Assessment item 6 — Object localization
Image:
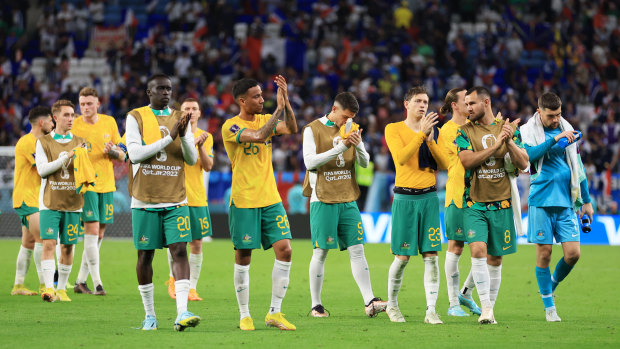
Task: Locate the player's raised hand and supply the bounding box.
[195,132,209,146]
[554,130,579,143]
[421,112,439,136]
[275,75,287,109]
[343,129,363,148]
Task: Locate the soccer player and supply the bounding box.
[165,98,214,302]
[222,76,297,331]
[36,99,87,302]
[11,106,54,296]
[384,86,448,324]
[125,74,200,331]
[303,92,387,318]
[72,87,125,295]
[456,87,529,324]
[438,88,481,317]
[521,92,593,322]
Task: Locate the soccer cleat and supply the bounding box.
[364,297,388,317]
[545,308,562,322]
[11,284,38,296]
[56,289,72,302]
[386,306,406,323]
[139,315,158,331]
[478,307,497,325]
[188,289,202,301]
[265,312,296,330]
[93,285,106,295]
[41,288,57,302]
[39,284,46,295]
[310,304,329,317]
[74,282,93,294]
[447,305,470,317]
[459,293,482,315]
[174,311,200,331]
[424,310,443,324]
[240,317,255,331]
[165,276,176,299]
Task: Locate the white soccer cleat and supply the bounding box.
[424,310,443,324]
[386,306,405,323]
[545,308,562,322]
[478,307,497,325]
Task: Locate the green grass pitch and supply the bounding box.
[0,239,618,348]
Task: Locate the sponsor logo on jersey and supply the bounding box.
[230,124,240,134]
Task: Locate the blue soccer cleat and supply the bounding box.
[459,294,482,315]
[174,311,201,331]
[447,305,470,317]
[138,315,158,331]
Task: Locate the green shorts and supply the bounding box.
[445,203,466,242]
[15,203,38,229]
[39,210,81,245]
[229,200,292,250]
[463,208,516,256]
[310,201,363,251]
[189,206,212,239]
[132,205,192,250]
[81,191,114,224]
[390,192,442,256]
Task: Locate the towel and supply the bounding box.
[503,152,523,236]
[419,126,439,170]
[521,112,586,210]
[73,147,96,194]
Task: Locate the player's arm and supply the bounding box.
[303,126,348,170]
[505,128,529,170]
[274,74,298,135]
[428,133,449,170]
[352,131,370,168]
[457,129,503,170]
[180,124,197,166]
[196,133,213,171]
[237,108,284,143]
[125,114,173,163]
[35,140,70,178]
[385,125,425,166]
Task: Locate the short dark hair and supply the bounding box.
[465,86,491,100]
[334,92,359,114]
[538,92,562,110]
[51,99,75,115]
[147,73,170,86]
[404,86,428,102]
[28,106,51,124]
[440,87,466,115]
[232,78,260,100]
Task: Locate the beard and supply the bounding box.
[469,109,484,122]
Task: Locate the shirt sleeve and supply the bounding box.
[525,138,556,162]
[223,121,244,144]
[354,140,370,168]
[204,132,214,157]
[302,126,349,170]
[126,114,173,163]
[180,126,197,165]
[456,129,472,154]
[385,124,425,166]
[35,140,68,178]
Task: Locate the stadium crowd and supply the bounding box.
[0,0,618,210]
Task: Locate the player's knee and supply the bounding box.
[565,252,580,265]
[277,245,292,260]
[348,244,364,260]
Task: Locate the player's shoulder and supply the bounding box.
[222,116,242,134]
[15,133,35,149]
[98,113,117,123]
[385,121,404,133]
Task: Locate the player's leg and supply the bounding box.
[464,208,493,323]
[165,206,200,331]
[55,212,79,302]
[528,206,559,321]
[262,203,295,330]
[133,208,163,330]
[387,194,419,323]
[28,212,46,293]
[187,205,210,301]
[12,224,37,295]
[229,201,261,330]
[39,210,61,301]
[92,192,113,295]
[165,247,176,298]
[444,203,471,316]
[307,201,336,316]
[552,207,581,292]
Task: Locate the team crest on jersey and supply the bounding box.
[139,235,149,243]
[46,228,53,234]
[456,227,463,236]
[86,210,94,217]
[230,124,241,134]
[467,230,476,238]
[326,236,335,244]
[401,242,410,249]
[536,230,545,240]
[243,234,252,243]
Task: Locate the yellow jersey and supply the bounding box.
[222,114,281,208]
[185,128,213,207]
[438,120,467,208]
[385,121,446,189]
[72,114,123,193]
[13,133,40,208]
